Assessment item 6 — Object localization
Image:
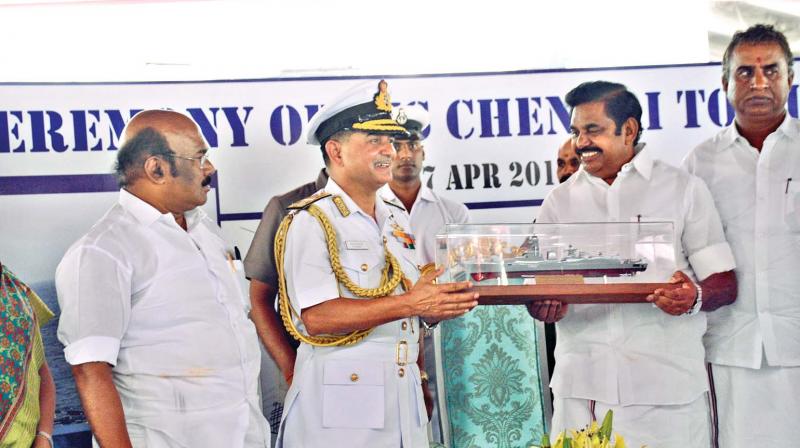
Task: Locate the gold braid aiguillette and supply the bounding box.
[276,202,408,347]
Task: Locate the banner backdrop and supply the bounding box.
[2,62,799,436]
[3,63,800,283]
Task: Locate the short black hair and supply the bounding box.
[723,24,794,80]
[319,130,352,166]
[565,81,643,146]
[115,127,178,187]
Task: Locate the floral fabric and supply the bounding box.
[0,265,35,441]
[441,305,548,448]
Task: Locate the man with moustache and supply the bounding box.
[56,110,269,448]
[529,81,737,447]
[276,81,478,448]
[556,138,580,183]
[683,24,800,448]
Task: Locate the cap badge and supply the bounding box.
[374,79,392,112]
[394,108,408,125]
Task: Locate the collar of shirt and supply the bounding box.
[118,188,207,230]
[720,112,799,150]
[378,184,436,214]
[324,178,393,227]
[574,143,652,185]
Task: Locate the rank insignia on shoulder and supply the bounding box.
[332,195,350,217]
[287,191,331,210]
[390,222,416,249]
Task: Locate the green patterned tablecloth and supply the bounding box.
[440,305,548,448]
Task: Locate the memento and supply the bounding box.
[435,221,679,304]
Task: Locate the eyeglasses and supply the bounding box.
[393,141,423,153]
[165,152,211,169]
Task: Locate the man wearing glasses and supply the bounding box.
[56,110,269,448]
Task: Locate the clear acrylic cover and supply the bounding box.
[435,222,676,287]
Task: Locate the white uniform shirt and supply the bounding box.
[279,178,428,448]
[683,116,800,369]
[380,184,469,265]
[56,189,267,448]
[537,145,735,405]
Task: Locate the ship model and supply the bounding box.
[460,235,648,282]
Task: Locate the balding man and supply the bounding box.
[556,138,580,183]
[56,110,269,448]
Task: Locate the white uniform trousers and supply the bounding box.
[278,340,429,448]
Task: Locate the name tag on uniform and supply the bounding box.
[345,240,369,250]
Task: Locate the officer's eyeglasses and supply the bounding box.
[393,141,423,153]
[166,152,211,169]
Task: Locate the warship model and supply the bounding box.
[460,235,648,282]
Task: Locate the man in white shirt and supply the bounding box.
[682,24,800,448]
[529,81,737,447]
[276,80,479,448]
[56,110,269,448]
[381,104,469,265]
[379,105,469,444]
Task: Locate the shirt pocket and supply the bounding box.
[228,259,251,313]
[322,360,385,429]
[784,181,800,234]
[339,248,385,292]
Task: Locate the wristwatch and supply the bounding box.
[685,282,703,315]
[420,370,430,383]
[420,319,439,332]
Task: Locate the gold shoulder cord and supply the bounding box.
[275,203,407,347]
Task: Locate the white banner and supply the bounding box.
[3,63,799,283]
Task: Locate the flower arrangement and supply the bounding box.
[532,410,642,448]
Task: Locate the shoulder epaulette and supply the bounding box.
[383,199,405,211]
[287,191,331,210]
[332,195,350,217]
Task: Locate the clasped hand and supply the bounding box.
[406,267,479,324]
[646,270,697,316]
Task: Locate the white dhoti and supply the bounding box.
[551,395,711,448]
[710,362,800,448]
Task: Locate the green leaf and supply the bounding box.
[600,410,614,440]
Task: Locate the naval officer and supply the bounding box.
[276,80,479,448]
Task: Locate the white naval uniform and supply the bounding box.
[379,184,469,265]
[56,189,269,448]
[538,144,736,448]
[683,115,800,448]
[277,179,428,448]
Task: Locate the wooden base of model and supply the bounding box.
[468,275,678,305]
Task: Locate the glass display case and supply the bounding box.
[435,222,679,304]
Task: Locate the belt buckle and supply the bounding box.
[396,340,408,366]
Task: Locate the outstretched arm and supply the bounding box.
[647,270,737,315]
[301,269,478,336]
